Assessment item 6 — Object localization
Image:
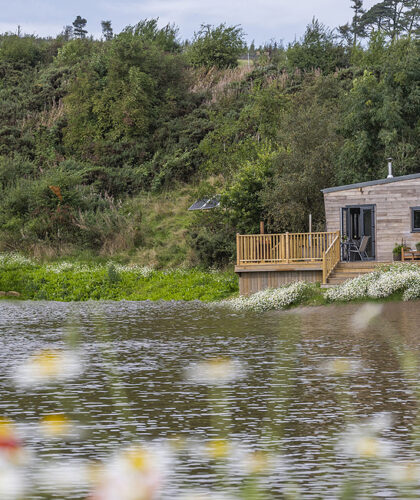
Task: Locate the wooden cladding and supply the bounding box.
[236,232,339,266]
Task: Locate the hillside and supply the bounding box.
[0,14,419,268]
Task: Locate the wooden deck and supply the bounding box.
[235,231,341,292]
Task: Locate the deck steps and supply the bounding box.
[326,261,389,285]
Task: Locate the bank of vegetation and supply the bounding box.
[0,1,418,270]
[0,254,238,301]
[2,255,420,306]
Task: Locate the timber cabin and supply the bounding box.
[235,172,420,295]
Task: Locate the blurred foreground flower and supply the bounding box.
[39,414,81,441]
[13,349,83,387]
[388,461,420,484]
[319,357,362,376]
[91,443,171,500]
[340,417,393,460]
[36,460,91,495]
[0,419,23,463]
[0,418,27,500]
[177,490,239,500]
[352,303,383,330]
[185,358,245,385]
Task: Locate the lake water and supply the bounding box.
[1,299,420,499]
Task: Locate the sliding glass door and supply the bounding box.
[340,205,376,259]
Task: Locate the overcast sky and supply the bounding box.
[0,0,379,44]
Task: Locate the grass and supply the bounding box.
[127,186,195,268]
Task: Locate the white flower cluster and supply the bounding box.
[225,281,311,312]
[43,262,155,277]
[114,264,154,277]
[0,253,34,268]
[326,263,420,302]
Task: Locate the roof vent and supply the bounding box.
[387,158,393,179]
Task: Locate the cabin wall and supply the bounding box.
[238,270,322,295]
[324,178,420,261]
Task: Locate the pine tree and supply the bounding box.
[61,25,73,41]
[351,0,366,45]
[72,16,88,39]
[101,20,113,41]
[401,0,420,37]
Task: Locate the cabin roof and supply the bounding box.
[321,172,420,194]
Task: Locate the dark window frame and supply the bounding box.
[411,207,420,232]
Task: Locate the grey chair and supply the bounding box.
[348,236,370,261]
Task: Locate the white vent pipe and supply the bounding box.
[387,158,393,178]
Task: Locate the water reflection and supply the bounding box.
[0,299,419,497]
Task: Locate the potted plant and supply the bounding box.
[393,242,409,261]
[416,242,420,252]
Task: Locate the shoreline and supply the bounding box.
[1,256,419,310]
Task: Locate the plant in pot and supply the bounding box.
[393,242,409,261]
[416,242,420,252]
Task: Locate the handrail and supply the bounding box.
[236,231,339,265]
[322,232,341,284]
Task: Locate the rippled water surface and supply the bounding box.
[1,299,420,498]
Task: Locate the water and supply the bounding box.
[0,299,420,498]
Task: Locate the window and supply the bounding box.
[411,207,420,232]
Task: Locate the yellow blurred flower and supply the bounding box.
[206,439,230,460]
[91,443,171,500]
[341,423,393,460]
[13,349,83,387]
[388,461,420,484]
[245,450,269,474]
[38,414,81,441]
[320,357,362,376]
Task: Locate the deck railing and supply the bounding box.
[236,231,340,265]
[322,233,341,284]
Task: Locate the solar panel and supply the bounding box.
[188,196,221,211]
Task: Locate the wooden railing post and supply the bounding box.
[236,233,240,265]
[285,232,289,263]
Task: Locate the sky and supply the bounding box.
[0,0,379,45]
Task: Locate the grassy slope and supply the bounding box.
[126,185,198,268]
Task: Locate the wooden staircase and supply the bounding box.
[326,261,385,286]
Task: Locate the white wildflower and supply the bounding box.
[185,358,245,385]
[91,443,171,500]
[224,281,311,312]
[13,349,83,387]
[352,303,383,330]
[36,461,91,494]
[319,357,363,376]
[326,264,420,303]
[339,415,394,460]
[177,490,239,500]
[388,461,420,484]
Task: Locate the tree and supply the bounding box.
[360,0,419,40]
[286,18,349,73]
[101,20,113,41]
[72,16,88,39]
[61,25,73,41]
[261,76,343,233]
[187,23,245,69]
[351,0,366,44]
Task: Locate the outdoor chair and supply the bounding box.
[348,236,370,261]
